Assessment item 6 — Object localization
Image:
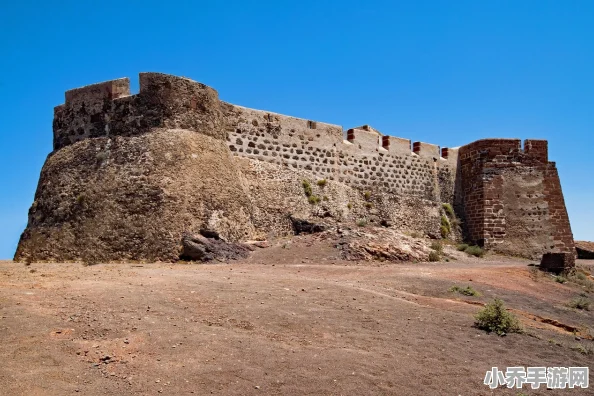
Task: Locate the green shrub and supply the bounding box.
[322,195,329,201]
[465,245,485,257]
[302,180,313,197]
[449,285,481,297]
[440,215,451,238]
[356,219,367,227]
[316,179,327,187]
[428,251,440,262]
[570,344,593,355]
[442,203,455,218]
[456,243,469,251]
[430,241,443,253]
[554,275,567,284]
[347,202,353,209]
[575,272,587,281]
[568,297,590,311]
[474,298,522,336]
[308,195,321,205]
[363,191,372,201]
[567,271,594,292]
[365,202,373,209]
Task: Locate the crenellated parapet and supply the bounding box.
[53,73,224,150]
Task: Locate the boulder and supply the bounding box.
[180,232,252,262]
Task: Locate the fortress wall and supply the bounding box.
[52,73,455,208]
[413,142,440,158]
[458,138,574,258]
[19,72,576,261]
[223,102,452,203]
[223,103,344,183]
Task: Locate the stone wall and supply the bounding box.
[222,103,456,202]
[458,139,574,258]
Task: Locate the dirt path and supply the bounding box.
[0,249,592,395]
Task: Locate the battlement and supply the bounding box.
[53,73,224,150]
[53,73,455,165]
[65,78,131,106]
[458,138,549,164]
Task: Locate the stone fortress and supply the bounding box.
[15,73,575,265]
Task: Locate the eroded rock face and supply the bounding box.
[15,130,255,262]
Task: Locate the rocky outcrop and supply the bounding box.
[335,228,432,262]
[289,216,327,235]
[575,241,594,259]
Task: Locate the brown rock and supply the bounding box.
[575,241,594,259]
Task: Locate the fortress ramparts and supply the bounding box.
[15,73,575,262]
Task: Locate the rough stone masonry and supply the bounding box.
[14,73,575,263]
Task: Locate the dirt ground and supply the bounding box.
[1,236,593,395]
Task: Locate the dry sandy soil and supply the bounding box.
[1,235,593,395]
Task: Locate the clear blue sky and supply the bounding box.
[1,1,593,259]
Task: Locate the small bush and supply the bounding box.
[356,219,367,227]
[575,272,587,281]
[456,243,469,251]
[316,179,327,187]
[465,245,485,257]
[428,251,440,262]
[96,151,109,162]
[567,271,594,292]
[430,241,443,253]
[365,202,373,209]
[363,191,372,201]
[449,285,481,297]
[308,195,321,205]
[474,298,522,336]
[570,344,593,355]
[440,215,451,238]
[302,180,313,197]
[442,203,455,218]
[529,266,540,282]
[554,275,567,284]
[322,195,329,201]
[347,202,353,209]
[568,297,590,311]
[76,194,85,205]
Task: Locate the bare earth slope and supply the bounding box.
[1,241,593,395]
